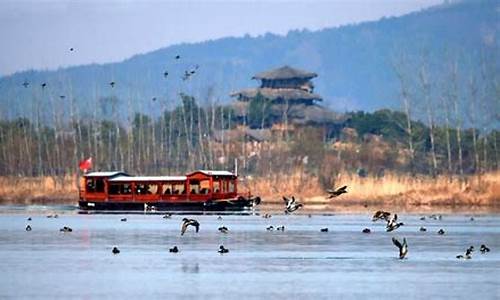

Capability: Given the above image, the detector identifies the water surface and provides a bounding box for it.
[0,207,499,299]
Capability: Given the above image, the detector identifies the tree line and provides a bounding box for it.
[0,49,498,187]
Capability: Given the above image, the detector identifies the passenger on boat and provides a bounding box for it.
[164,188,171,195]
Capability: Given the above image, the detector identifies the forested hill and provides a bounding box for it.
[0,0,498,124]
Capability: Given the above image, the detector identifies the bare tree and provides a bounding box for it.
[449,60,464,176]
[419,63,438,175]
[393,55,415,172]
[467,75,480,173]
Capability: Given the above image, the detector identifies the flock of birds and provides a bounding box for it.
[368,209,491,260]
[20,50,197,103]
[22,185,491,260]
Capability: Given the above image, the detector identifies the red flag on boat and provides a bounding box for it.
[79,157,92,172]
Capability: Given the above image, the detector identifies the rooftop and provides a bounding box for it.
[189,170,236,176]
[109,176,187,182]
[84,171,128,177]
[231,88,322,102]
[252,66,317,80]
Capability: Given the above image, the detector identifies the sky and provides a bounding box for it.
[0,0,443,76]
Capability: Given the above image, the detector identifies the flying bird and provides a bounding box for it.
[181,218,200,235]
[392,237,408,259]
[283,196,303,214]
[386,214,404,232]
[372,210,391,222]
[327,185,348,198]
[109,81,116,88]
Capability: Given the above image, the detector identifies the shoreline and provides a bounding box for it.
[0,197,499,214]
[1,171,499,213]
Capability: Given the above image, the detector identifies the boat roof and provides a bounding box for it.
[189,170,235,176]
[84,170,235,179]
[109,176,187,182]
[84,171,128,177]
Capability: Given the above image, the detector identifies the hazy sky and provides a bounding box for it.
[0,0,442,76]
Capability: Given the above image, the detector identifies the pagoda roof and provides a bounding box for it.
[230,88,322,102]
[252,66,317,80]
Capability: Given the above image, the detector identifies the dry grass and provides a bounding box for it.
[1,171,499,211]
[244,170,500,209]
[0,175,77,204]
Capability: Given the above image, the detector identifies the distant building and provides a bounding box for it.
[231,65,322,105]
[230,65,342,128]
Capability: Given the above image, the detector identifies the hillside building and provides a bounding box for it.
[230,65,341,128]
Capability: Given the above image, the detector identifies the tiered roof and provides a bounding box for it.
[252,66,317,80]
[230,88,322,102]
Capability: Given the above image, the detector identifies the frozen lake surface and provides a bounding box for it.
[0,206,499,299]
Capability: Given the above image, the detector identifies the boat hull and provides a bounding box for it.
[78,197,260,211]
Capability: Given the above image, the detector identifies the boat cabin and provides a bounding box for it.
[80,170,239,205]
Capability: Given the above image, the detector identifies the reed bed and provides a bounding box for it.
[245,171,500,208]
[0,172,498,209]
[0,175,77,204]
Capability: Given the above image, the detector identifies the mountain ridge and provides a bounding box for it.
[0,0,497,123]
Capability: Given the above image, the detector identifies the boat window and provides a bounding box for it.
[163,183,185,195]
[213,180,221,193]
[189,179,210,194]
[199,179,211,194]
[86,178,105,193]
[109,183,132,195]
[228,180,235,193]
[86,178,96,193]
[95,179,105,193]
[189,180,200,194]
[135,183,158,195]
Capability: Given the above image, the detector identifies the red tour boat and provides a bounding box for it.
[79,170,261,211]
